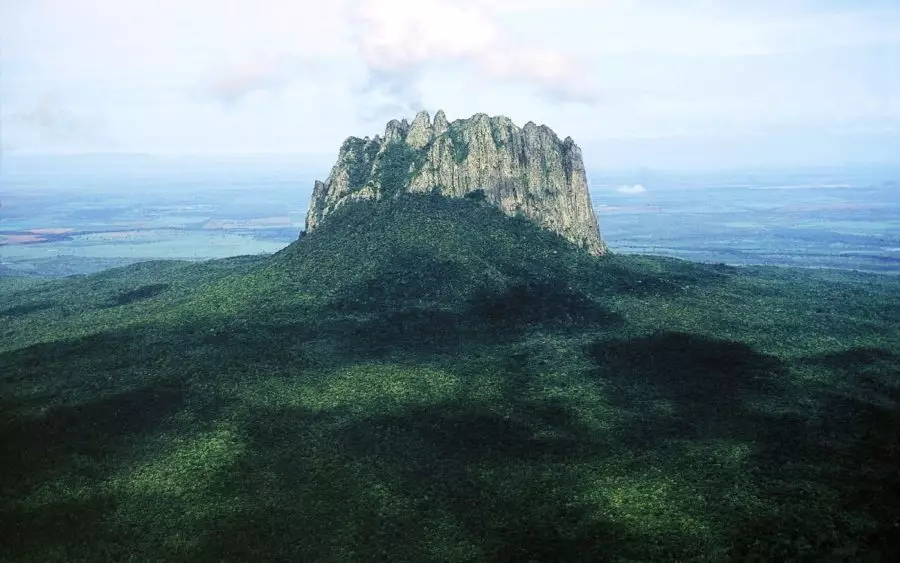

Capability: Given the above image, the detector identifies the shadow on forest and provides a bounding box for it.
[0,378,186,557]
[1,328,173,377]
[586,335,900,558]
[319,248,625,357]
[3,272,900,560]
[0,378,186,489]
[0,495,121,557]
[331,279,624,357]
[191,401,653,563]
[0,301,56,318]
[595,259,736,297]
[105,283,170,307]
[184,331,799,561]
[587,331,786,445]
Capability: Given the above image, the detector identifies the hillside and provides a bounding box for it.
[2,194,900,561]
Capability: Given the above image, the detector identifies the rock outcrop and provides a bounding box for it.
[305,110,607,255]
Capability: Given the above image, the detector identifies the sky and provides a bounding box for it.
[2,0,899,169]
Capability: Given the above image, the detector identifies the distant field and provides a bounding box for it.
[0,160,314,276]
[2,162,898,276]
[592,168,900,274]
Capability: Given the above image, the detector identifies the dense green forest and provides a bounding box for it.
[2,194,899,561]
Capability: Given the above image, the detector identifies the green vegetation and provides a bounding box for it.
[540,155,551,184]
[342,137,378,192]
[446,124,470,164]
[411,140,433,180]
[373,141,417,197]
[489,120,508,148]
[2,193,899,561]
[464,188,487,202]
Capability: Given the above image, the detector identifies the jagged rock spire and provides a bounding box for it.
[433,110,449,136]
[406,110,433,150]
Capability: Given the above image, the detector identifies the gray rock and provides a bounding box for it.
[383,119,409,144]
[433,110,449,137]
[406,110,434,150]
[304,111,608,255]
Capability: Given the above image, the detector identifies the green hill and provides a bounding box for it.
[2,194,899,561]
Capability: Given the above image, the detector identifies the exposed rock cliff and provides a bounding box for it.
[305,110,607,255]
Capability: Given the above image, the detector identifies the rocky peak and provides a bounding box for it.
[383,119,410,143]
[406,110,433,150]
[304,110,607,255]
[433,110,449,136]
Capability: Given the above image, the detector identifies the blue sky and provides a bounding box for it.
[2,0,898,169]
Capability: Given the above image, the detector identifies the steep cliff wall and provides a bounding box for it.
[305,110,607,255]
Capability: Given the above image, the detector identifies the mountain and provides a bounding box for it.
[2,160,900,559]
[305,110,607,255]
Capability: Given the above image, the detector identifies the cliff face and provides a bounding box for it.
[305,110,607,255]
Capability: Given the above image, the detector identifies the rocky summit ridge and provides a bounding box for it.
[305,110,607,255]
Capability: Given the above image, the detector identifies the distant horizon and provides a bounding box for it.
[3,150,899,176]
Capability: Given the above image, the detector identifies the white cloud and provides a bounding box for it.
[2,93,115,153]
[353,0,498,70]
[477,50,598,104]
[617,184,647,194]
[8,94,106,142]
[2,0,898,164]
[204,58,289,105]
[202,55,333,105]
[349,0,602,115]
[0,0,352,85]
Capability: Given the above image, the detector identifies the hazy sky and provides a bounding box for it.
[2,0,898,169]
